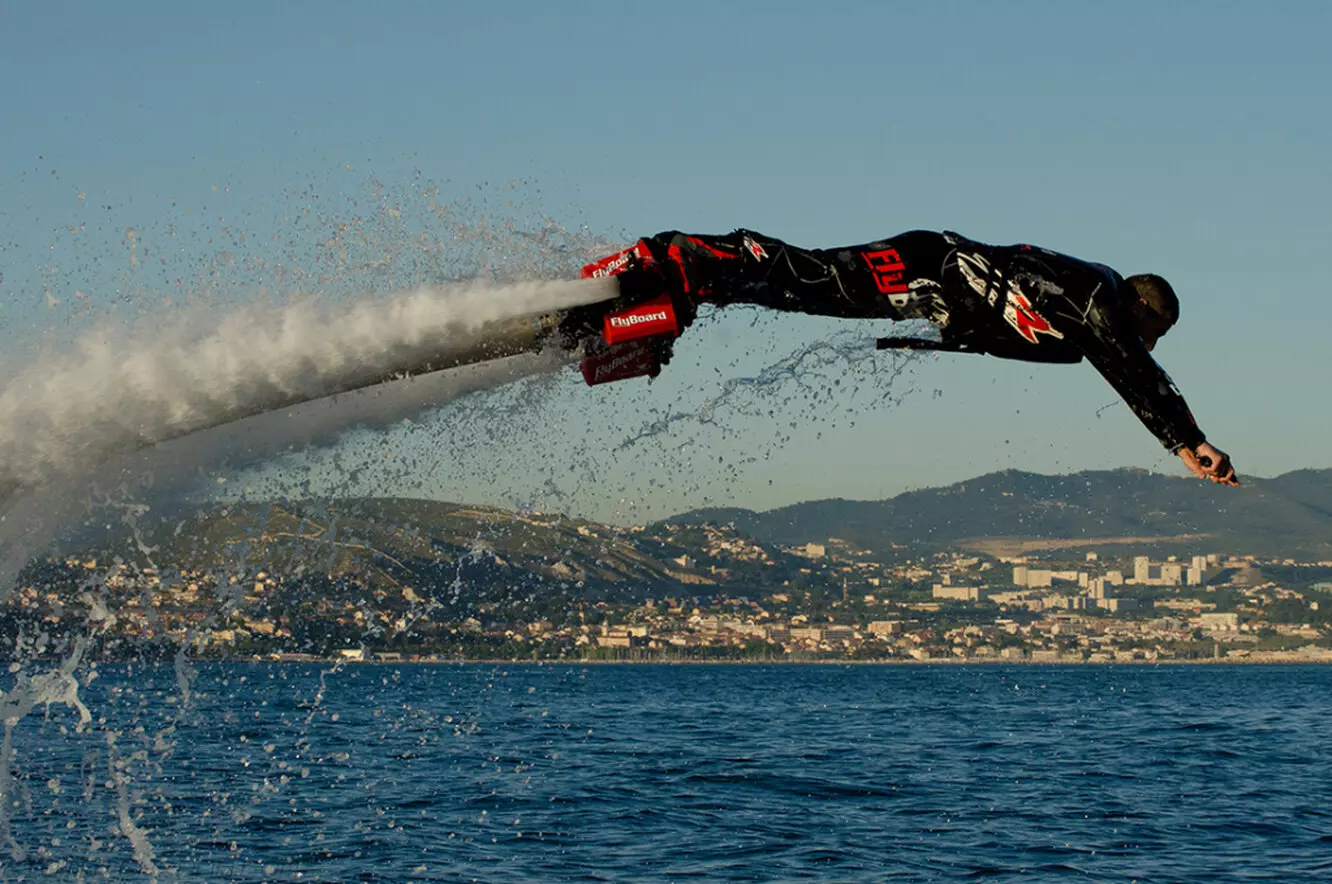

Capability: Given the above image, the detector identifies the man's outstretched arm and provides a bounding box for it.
[1069,304,1239,485]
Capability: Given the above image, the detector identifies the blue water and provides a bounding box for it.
[4,663,1331,882]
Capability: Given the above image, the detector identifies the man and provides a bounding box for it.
[604,228,1238,486]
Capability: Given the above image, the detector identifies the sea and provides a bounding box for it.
[4,662,1331,883]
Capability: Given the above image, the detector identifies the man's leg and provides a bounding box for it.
[635,229,953,322]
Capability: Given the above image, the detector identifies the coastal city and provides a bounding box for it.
[9,516,1332,665]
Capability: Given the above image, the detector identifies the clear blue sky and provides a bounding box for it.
[2,1,1329,522]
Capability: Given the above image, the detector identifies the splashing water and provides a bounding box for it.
[0,176,636,877]
[615,326,921,452]
[0,637,95,862]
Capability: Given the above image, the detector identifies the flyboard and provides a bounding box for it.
[0,246,676,503]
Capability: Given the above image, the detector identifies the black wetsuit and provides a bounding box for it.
[637,228,1204,453]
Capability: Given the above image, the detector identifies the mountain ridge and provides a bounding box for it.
[37,466,1332,600]
[665,466,1332,559]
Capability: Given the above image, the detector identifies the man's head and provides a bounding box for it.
[1125,273,1178,351]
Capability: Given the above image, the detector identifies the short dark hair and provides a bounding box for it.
[1125,273,1179,326]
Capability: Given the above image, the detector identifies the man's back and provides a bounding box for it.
[928,232,1126,364]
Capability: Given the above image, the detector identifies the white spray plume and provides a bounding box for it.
[0,277,614,495]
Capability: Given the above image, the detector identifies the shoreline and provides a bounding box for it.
[217,652,1332,666]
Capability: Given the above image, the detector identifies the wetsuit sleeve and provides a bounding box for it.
[1066,305,1206,452]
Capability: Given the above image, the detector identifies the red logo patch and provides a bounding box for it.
[1004,292,1063,344]
[862,249,909,295]
[580,242,652,279]
[602,294,678,345]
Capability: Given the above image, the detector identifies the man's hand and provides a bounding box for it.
[1178,442,1240,486]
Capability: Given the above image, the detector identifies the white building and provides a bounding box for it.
[933,585,986,602]
[1099,598,1141,613]
[1199,612,1241,632]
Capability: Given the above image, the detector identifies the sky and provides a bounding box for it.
[2,1,1330,523]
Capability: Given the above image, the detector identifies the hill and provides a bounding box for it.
[34,467,1332,602]
[15,466,1332,658]
[670,467,1332,559]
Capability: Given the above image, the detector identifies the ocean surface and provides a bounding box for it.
[4,662,1331,882]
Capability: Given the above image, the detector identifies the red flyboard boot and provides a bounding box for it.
[573,233,739,385]
[579,338,660,386]
[579,240,680,346]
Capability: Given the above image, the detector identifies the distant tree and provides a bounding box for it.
[1266,597,1324,626]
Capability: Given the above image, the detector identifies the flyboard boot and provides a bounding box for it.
[559,232,753,386]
